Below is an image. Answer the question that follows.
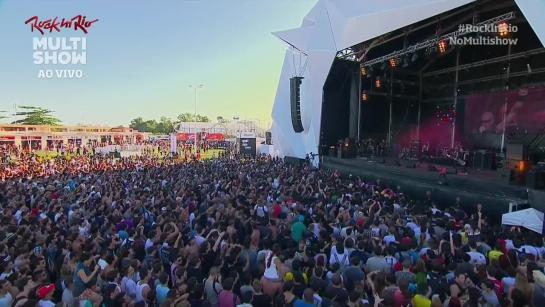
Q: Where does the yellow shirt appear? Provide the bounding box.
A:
[488,250,503,263]
[413,295,431,307]
[460,231,468,245]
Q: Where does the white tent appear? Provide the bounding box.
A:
[501,208,545,234]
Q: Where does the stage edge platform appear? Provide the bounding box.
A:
[322,156,533,219]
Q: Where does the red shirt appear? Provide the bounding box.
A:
[272,204,282,218]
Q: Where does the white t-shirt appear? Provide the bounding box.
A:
[14,210,22,224]
[254,204,268,218]
[384,235,396,246]
[195,235,206,246]
[62,288,76,307]
[519,245,540,259]
[121,276,137,299]
[0,271,12,281]
[384,255,398,268]
[329,246,350,267]
[406,222,421,238]
[145,238,154,251]
[38,300,56,307]
[371,227,381,238]
[467,251,487,265]
[98,259,109,270]
[504,239,515,251]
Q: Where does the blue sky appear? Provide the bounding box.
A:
[0,0,317,128]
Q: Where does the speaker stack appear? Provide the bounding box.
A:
[472,150,496,170]
[290,77,304,133]
[265,132,272,145]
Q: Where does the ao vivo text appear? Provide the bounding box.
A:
[38,69,83,79]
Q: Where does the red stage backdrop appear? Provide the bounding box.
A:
[465,86,545,135]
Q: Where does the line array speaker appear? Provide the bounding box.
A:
[290,77,304,133]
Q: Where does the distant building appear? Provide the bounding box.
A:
[176,120,265,137]
[0,124,149,150]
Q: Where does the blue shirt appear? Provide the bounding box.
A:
[294,299,315,307]
[156,283,170,306]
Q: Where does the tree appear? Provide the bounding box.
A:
[129,117,146,131]
[11,106,61,125]
[196,115,209,122]
[177,113,194,123]
[216,116,230,124]
[157,116,174,134]
[176,113,210,123]
[130,116,175,134]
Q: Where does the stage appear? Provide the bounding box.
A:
[322,156,530,218]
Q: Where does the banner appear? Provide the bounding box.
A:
[170,134,177,153]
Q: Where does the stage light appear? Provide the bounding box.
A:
[498,22,509,37]
[361,91,368,102]
[518,160,526,172]
[360,66,367,77]
[389,58,397,69]
[375,78,382,89]
[438,40,448,54]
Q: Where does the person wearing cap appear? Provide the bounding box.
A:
[37,283,56,307]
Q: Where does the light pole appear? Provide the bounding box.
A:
[189,84,204,154]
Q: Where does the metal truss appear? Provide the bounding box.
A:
[360,11,515,67]
[336,11,516,65]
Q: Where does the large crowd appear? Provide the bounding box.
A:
[0,150,544,307]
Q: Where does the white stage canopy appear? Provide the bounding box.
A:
[270,0,545,163]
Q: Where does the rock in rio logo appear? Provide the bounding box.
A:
[25,15,99,79]
[25,15,98,35]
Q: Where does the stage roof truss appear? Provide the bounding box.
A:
[361,11,515,67]
[335,0,513,64]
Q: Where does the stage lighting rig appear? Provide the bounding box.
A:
[361,91,369,102]
[438,40,448,54]
[498,22,509,37]
[388,58,397,68]
[375,77,382,89]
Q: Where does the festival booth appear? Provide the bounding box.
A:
[501,208,545,234]
[173,132,224,142]
[170,132,225,153]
